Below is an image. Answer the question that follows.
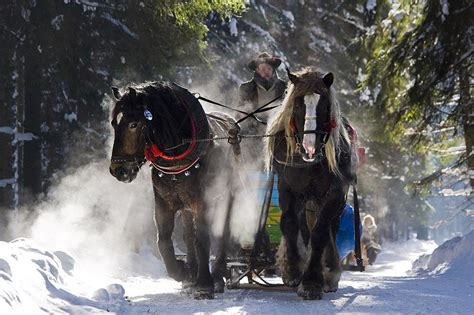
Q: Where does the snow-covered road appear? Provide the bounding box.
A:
[1,235,473,314]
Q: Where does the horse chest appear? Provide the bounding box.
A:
[279,165,331,194]
[152,169,203,198]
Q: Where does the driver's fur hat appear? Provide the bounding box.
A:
[247,52,282,71]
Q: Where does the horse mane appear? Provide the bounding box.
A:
[111,82,193,153]
[265,68,350,177]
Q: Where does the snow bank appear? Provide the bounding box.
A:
[0,238,143,314]
[0,238,87,314]
[412,230,474,276]
[366,238,437,277]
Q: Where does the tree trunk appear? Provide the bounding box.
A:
[459,67,473,190]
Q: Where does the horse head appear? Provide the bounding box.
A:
[109,86,146,182]
[267,67,349,175]
[286,68,335,162]
[109,82,205,182]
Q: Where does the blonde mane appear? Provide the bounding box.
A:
[265,68,349,177]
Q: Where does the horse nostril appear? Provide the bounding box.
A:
[115,167,126,178]
[111,166,127,179]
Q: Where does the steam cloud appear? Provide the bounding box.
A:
[3,80,269,279]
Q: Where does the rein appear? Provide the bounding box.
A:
[174,81,283,126]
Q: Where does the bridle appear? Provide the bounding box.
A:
[110,155,146,166]
[292,129,328,164]
[110,117,147,167]
[287,94,335,165]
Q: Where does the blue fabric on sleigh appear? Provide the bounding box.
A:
[336,204,360,260]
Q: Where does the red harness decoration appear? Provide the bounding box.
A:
[344,122,366,168]
[143,96,200,174]
[326,119,337,132]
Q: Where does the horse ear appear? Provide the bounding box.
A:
[128,87,137,98]
[323,72,334,87]
[286,68,299,84]
[111,87,121,100]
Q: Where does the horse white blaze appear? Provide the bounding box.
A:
[303,94,320,161]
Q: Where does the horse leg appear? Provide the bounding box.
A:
[323,218,342,293]
[298,198,345,300]
[154,198,188,282]
[277,187,302,288]
[181,209,198,288]
[191,200,214,299]
[211,193,234,293]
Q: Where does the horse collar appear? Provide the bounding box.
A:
[142,87,209,177]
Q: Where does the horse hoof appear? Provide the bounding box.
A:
[169,260,188,282]
[180,284,193,296]
[182,280,195,290]
[283,277,301,288]
[193,288,215,300]
[323,271,341,293]
[297,284,323,300]
[324,285,338,293]
[214,280,225,293]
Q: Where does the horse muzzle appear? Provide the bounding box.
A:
[302,137,316,162]
[109,162,139,183]
[301,142,324,163]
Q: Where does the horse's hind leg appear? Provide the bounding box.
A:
[323,218,342,293]
[191,201,214,299]
[211,193,234,293]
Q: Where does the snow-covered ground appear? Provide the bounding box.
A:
[1,232,473,314]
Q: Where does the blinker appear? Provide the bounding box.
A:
[144,109,153,120]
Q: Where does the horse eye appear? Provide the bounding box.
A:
[129,122,138,129]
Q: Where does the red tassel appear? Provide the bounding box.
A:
[357,147,366,167]
[144,147,153,161]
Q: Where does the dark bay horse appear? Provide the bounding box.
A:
[109,82,239,299]
[266,68,358,300]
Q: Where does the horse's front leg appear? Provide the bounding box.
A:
[322,217,342,293]
[298,198,345,300]
[181,209,198,288]
[277,186,303,288]
[154,196,187,282]
[191,199,214,299]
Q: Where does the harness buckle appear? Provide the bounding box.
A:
[227,127,242,145]
[296,142,304,155]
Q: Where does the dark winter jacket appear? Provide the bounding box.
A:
[239,76,286,108]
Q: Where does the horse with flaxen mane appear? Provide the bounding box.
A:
[108,82,239,299]
[266,68,358,300]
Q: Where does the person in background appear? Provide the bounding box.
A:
[240,52,286,110]
[362,214,382,265]
[237,52,287,267]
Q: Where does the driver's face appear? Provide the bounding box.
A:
[255,63,274,81]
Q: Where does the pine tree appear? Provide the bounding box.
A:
[363,0,473,190]
[0,0,244,215]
